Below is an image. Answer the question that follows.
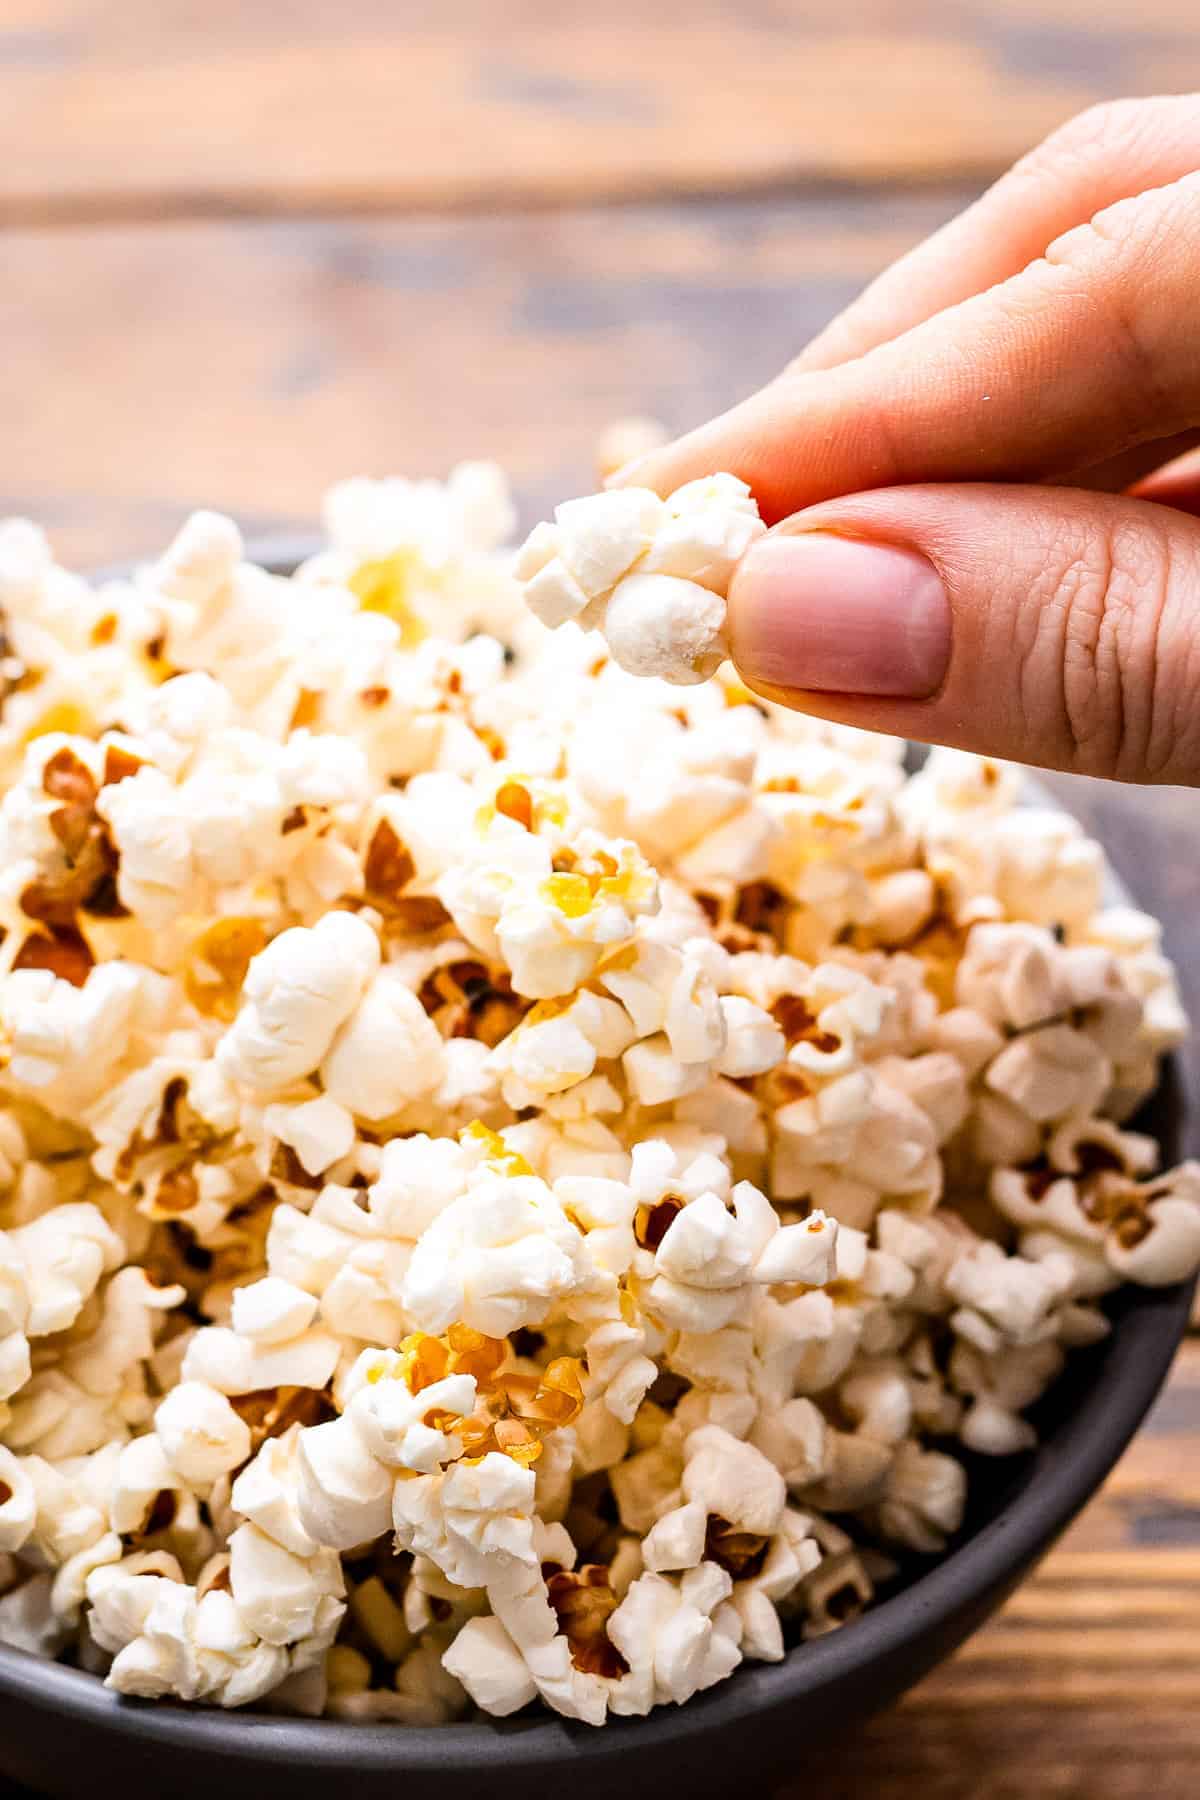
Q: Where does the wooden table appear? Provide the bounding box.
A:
[3,4,1200,1792]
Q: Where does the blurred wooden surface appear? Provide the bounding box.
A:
[2,3,1200,1794]
[2,0,1200,218]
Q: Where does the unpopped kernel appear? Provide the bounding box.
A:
[0,446,1193,1727]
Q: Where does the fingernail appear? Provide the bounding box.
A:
[729,531,951,697]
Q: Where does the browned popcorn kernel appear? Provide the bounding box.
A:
[393,1324,510,1397]
[42,744,98,833]
[149,1165,201,1217]
[501,1357,586,1431]
[757,1064,812,1108]
[1071,1139,1128,1176]
[459,1357,586,1467]
[704,1514,770,1580]
[1081,1176,1156,1248]
[474,724,507,763]
[545,1565,629,1678]
[494,781,534,832]
[864,885,963,1005]
[770,995,841,1057]
[102,744,146,786]
[196,1555,233,1598]
[362,820,416,905]
[290,689,322,731]
[12,923,95,988]
[114,1079,219,1187]
[19,748,127,926]
[1018,1154,1154,1247]
[230,1385,338,1448]
[635,1193,685,1251]
[394,1331,452,1395]
[269,1142,323,1192]
[734,880,790,939]
[694,879,789,953]
[184,917,269,1021]
[134,1488,180,1540]
[398,1325,586,1468]
[417,957,525,1047]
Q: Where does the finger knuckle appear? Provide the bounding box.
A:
[1035,97,1161,173]
[1029,511,1191,780]
[1040,182,1200,429]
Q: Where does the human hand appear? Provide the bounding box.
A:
[614,96,1200,785]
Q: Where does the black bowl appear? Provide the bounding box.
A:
[0,546,1187,1798]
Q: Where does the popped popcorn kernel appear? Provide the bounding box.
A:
[515,473,765,685]
[0,470,1189,1731]
[459,1121,533,1179]
[184,918,269,1022]
[546,1564,629,1678]
[346,554,429,647]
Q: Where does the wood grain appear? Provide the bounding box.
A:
[1,0,1199,219]
[0,191,967,565]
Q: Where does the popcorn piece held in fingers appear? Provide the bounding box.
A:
[515,476,765,685]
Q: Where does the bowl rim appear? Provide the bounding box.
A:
[1,538,1187,1773]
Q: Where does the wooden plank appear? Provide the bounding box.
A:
[0,192,968,566]
[789,1706,1200,1799]
[1,0,1199,218]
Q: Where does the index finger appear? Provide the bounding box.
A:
[614,173,1200,525]
[793,95,1200,374]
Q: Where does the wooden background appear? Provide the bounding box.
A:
[3,3,1200,1792]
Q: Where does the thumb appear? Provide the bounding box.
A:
[727,485,1200,785]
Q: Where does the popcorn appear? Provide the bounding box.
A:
[440,812,659,1001]
[516,476,765,684]
[636,1155,838,1332]
[181,1324,341,1396]
[217,912,380,1093]
[401,1166,604,1337]
[319,972,445,1121]
[606,1564,743,1714]
[231,1277,320,1345]
[0,469,1191,1729]
[441,1612,537,1716]
[154,1382,252,1486]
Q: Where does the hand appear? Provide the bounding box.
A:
[614,96,1200,785]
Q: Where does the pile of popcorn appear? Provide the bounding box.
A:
[0,449,1194,1732]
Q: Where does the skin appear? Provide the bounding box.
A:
[612,95,1200,786]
